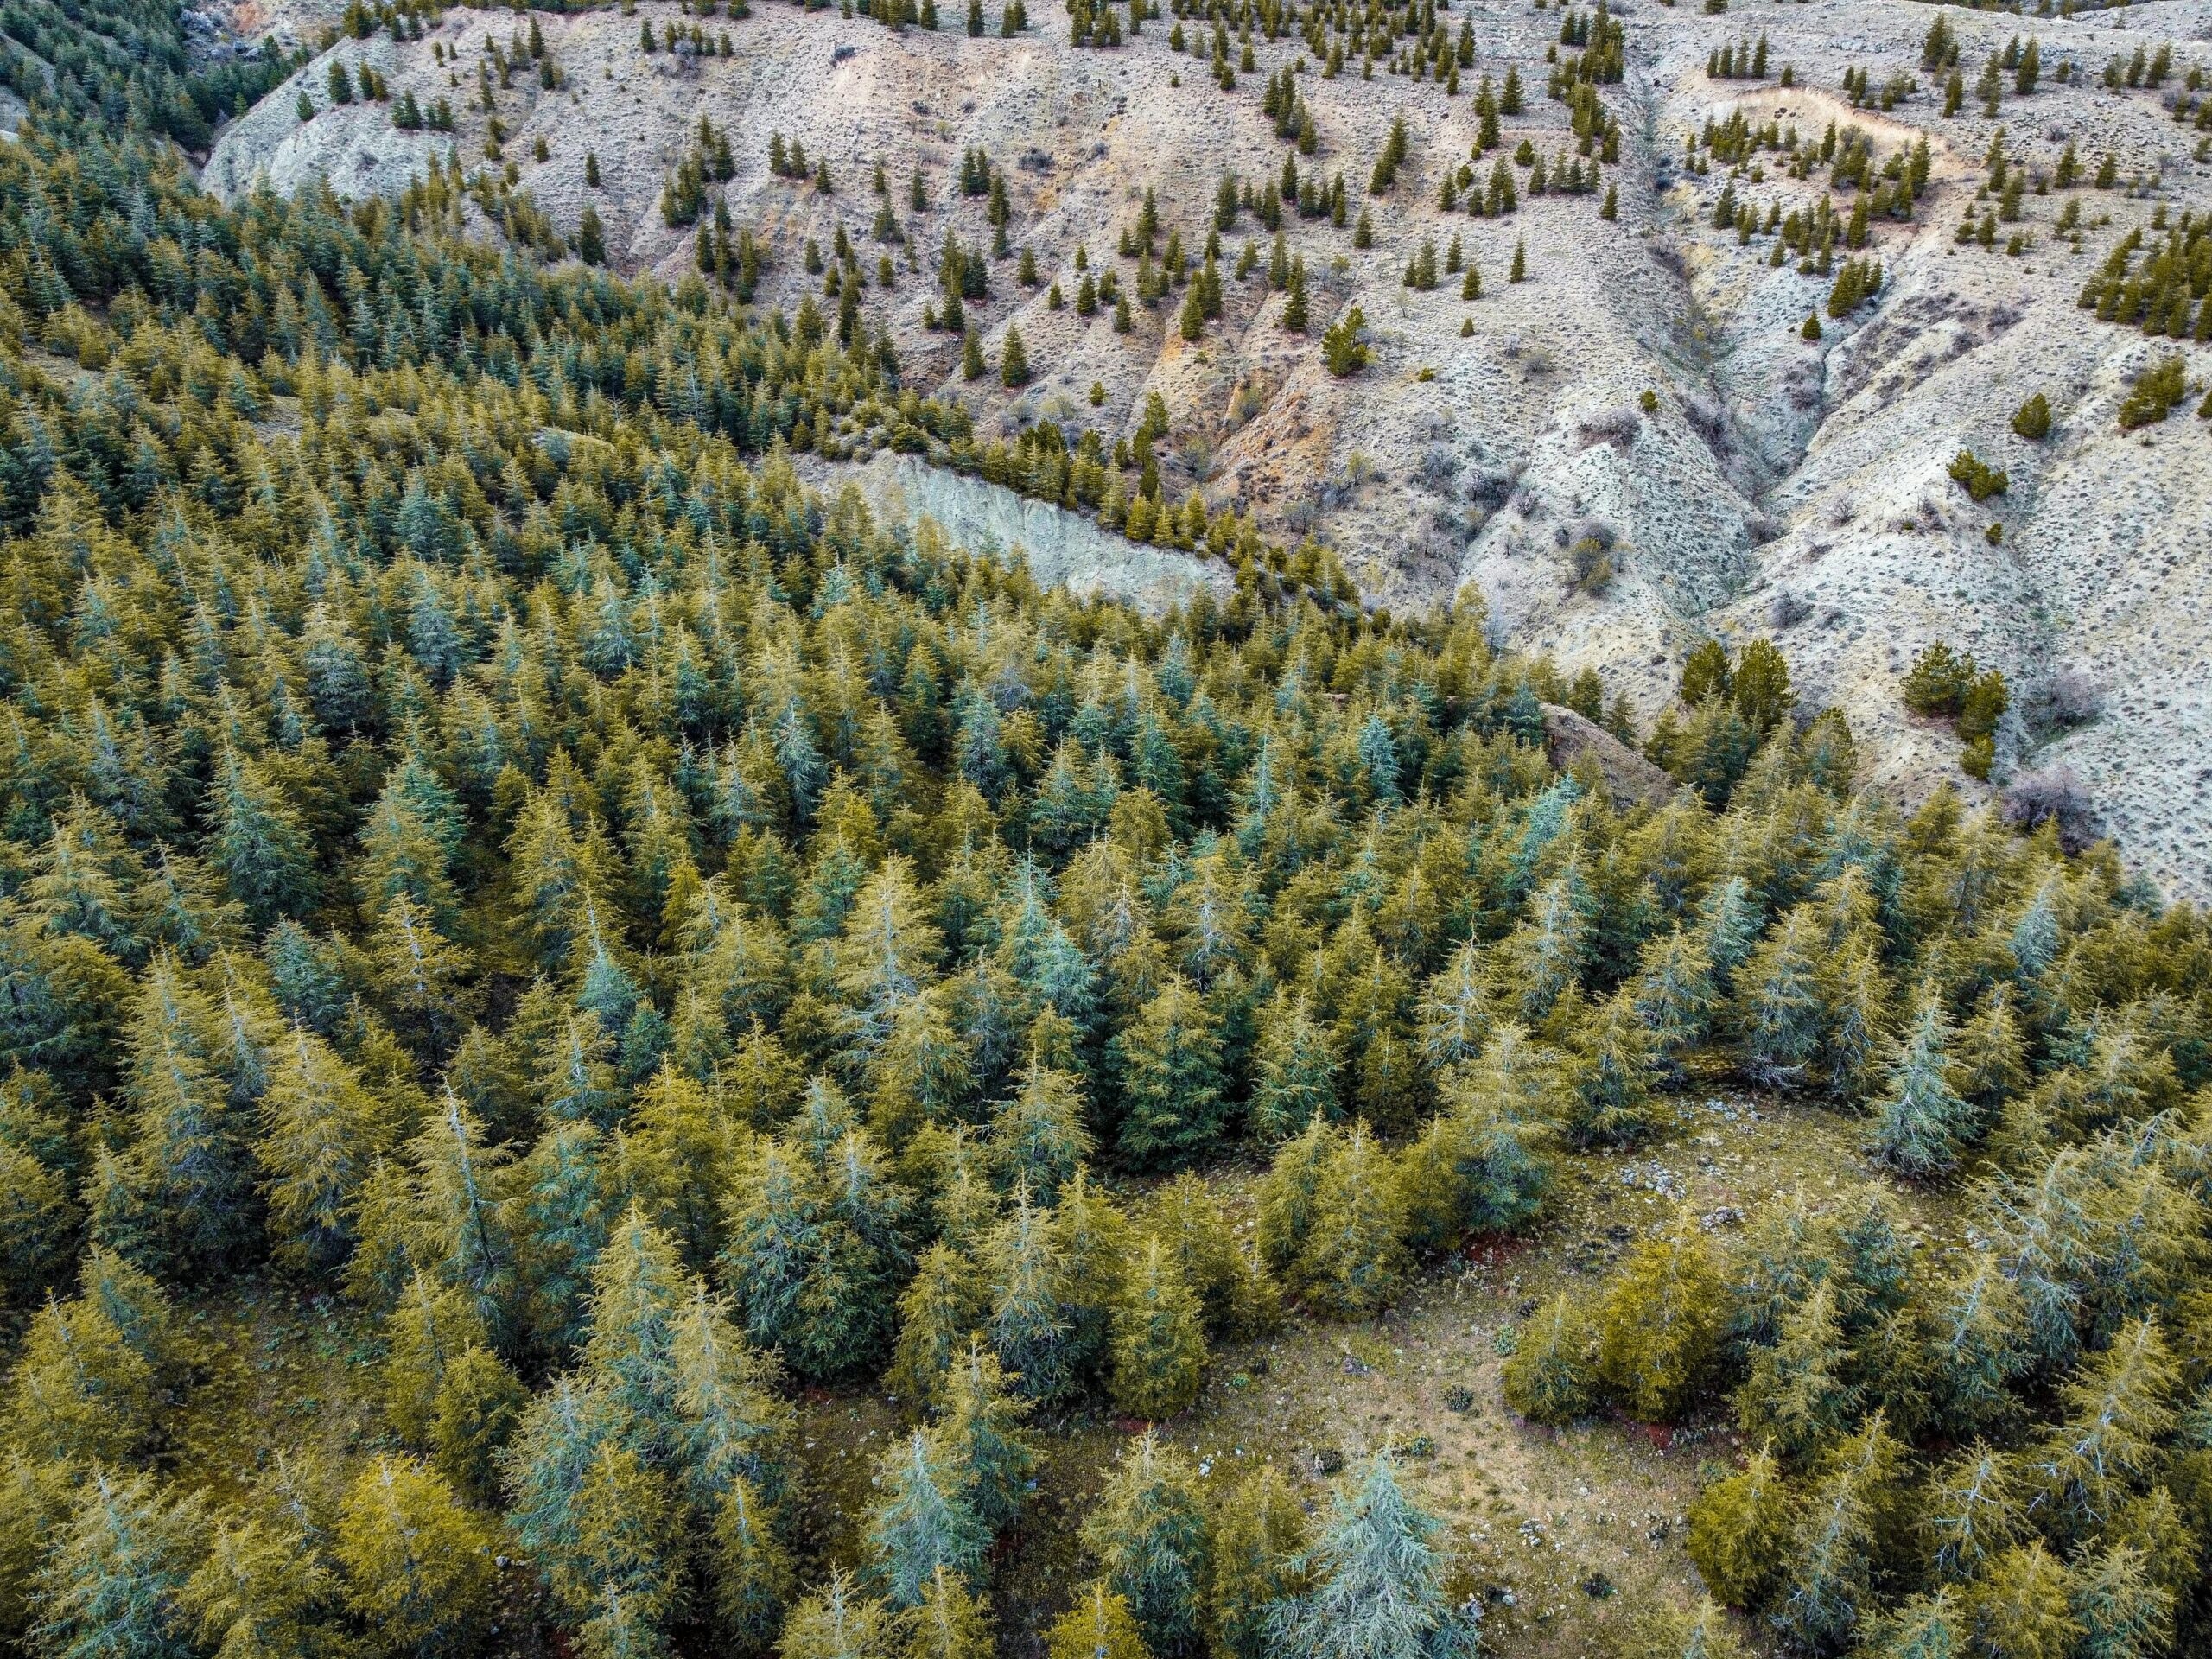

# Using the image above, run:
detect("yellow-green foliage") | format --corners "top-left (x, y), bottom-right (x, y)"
top-left (0, 25), bottom-right (2209, 1659)
top-left (1596, 1206), bottom-right (1728, 1422)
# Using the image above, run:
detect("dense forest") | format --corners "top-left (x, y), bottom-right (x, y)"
top-left (1, 3), bottom-right (2211, 1659)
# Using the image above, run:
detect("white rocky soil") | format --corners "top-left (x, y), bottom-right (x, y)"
top-left (205, 0), bottom-right (2212, 895)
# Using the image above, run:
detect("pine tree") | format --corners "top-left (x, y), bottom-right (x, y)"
top-left (1776, 1414), bottom-right (1906, 1653)
top-left (1686, 1440), bottom-right (1796, 1608)
top-left (868, 1429), bottom-right (987, 1610)
top-left (258, 1020), bottom-right (390, 1269)
top-left (983, 1191), bottom-right (1078, 1405)
top-left (1501, 1291), bottom-right (1596, 1425)
top-left (1298, 1122), bottom-right (1408, 1317)
top-left (1045, 1582), bottom-right (1150, 1659)
top-left (1109, 975), bottom-right (1226, 1169)
top-left (779, 1567), bottom-right (899, 1659)
top-left (936, 1339), bottom-right (1037, 1534)
top-left (334, 1458), bottom-right (497, 1656)
top-left (208, 747), bottom-right (315, 927)
top-left (889, 1243), bottom-right (982, 1412)
top-left (1596, 1205), bottom-right (1726, 1421)
top-left (1869, 988), bottom-right (1974, 1179)
top-left (1282, 257), bottom-right (1308, 332)
top-left (1966, 1541), bottom-right (2078, 1659)
top-left (988, 1058), bottom-right (1091, 1198)
top-left (1400, 1028), bottom-right (1560, 1248)
top-left (1568, 989), bottom-right (1653, 1146)
top-left (904, 1563), bottom-right (994, 1659)
top-left (710, 1472), bottom-right (795, 1650)
top-left (37, 1470), bottom-right (208, 1659)
top-left (1734, 1283), bottom-right (1859, 1462)
top-left (1081, 1433), bottom-right (1211, 1656)
top-left (430, 1344), bottom-right (527, 1505)
top-left (1265, 1452), bottom-right (1479, 1659)
top-left (1208, 1464), bottom-right (1307, 1659)
top-left (1109, 1236), bottom-right (1207, 1421)
top-left (183, 1459), bottom-right (351, 1659)
top-left (1735, 907), bottom-right (1826, 1088)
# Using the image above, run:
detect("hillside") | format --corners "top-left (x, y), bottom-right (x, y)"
top-left (203, 0), bottom-right (2212, 899)
top-left (0, 3), bottom-right (2210, 1659)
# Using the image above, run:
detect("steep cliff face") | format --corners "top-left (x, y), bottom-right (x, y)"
top-left (206, 0), bottom-right (2212, 893)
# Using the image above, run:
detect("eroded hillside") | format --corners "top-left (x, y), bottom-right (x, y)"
top-left (207, 0), bottom-right (2212, 894)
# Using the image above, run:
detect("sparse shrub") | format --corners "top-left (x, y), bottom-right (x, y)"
top-left (2118, 355), bottom-right (2187, 429)
top-left (1948, 449), bottom-right (2008, 502)
top-left (1903, 642), bottom-right (1976, 718)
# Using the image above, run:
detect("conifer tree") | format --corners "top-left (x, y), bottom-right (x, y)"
top-left (936, 1338), bottom-right (1038, 1534)
top-left (983, 1190), bottom-right (1078, 1405)
top-left (334, 1457), bottom-right (497, 1656)
top-left (868, 1429), bottom-right (987, 1610)
top-left (258, 1020), bottom-right (390, 1269)
top-left (38, 1470), bottom-right (209, 1659)
top-left (889, 1242), bottom-right (982, 1412)
top-left (1776, 1414), bottom-right (1906, 1653)
top-left (1596, 1205), bottom-right (1726, 1421)
top-left (1265, 1452), bottom-right (1479, 1659)
top-left (7, 1283), bottom-right (161, 1462)
top-left (989, 1058), bottom-right (1092, 1198)
top-left (1501, 1292), bottom-right (1595, 1424)
top-left (779, 1567), bottom-right (899, 1659)
top-left (904, 1563), bottom-right (994, 1659)
top-left (1207, 1464), bottom-right (1307, 1659)
top-left (209, 747), bottom-right (316, 927)
top-left (1686, 1440), bottom-right (1796, 1608)
top-left (1735, 907), bottom-right (1826, 1087)
top-left (1109, 974), bottom-right (1226, 1169)
top-left (1081, 1433), bottom-right (1211, 1656)
top-left (1109, 1236), bottom-right (1207, 1420)
top-left (1735, 1283), bottom-right (1859, 1462)
top-left (1045, 1582), bottom-right (1151, 1659)
top-left (1298, 1122), bottom-right (1409, 1317)
top-left (1870, 988), bottom-right (1974, 1179)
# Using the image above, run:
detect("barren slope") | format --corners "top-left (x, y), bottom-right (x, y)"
top-left (207, 0), bottom-right (2212, 894)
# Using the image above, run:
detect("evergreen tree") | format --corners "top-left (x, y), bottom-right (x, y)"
top-left (903, 1564), bottom-right (993, 1659)
top-left (1207, 1464), bottom-right (1307, 1659)
top-left (1109, 975), bottom-right (1226, 1169)
top-left (1108, 1236), bottom-right (1207, 1421)
top-left (1870, 988), bottom-right (1974, 1178)
top-left (37, 1471), bottom-right (208, 1659)
top-left (779, 1568), bottom-right (899, 1659)
top-left (1265, 1452), bottom-right (1480, 1659)
top-left (1501, 1292), bottom-right (1596, 1425)
top-left (936, 1339), bottom-right (1038, 1534)
top-left (1735, 908), bottom-right (1826, 1088)
top-left (1045, 1582), bottom-right (1151, 1659)
top-left (867, 1429), bottom-right (987, 1610)
top-left (1596, 1206), bottom-right (1726, 1421)
top-left (1686, 1440), bottom-right (1796, 1608)
top-left (1776, 1414), bottom-right (1907, 1654)
top-left (334, 1458), bottom-right (497, 1657)
top-left (888, 1243), bottom-right (982, 1412)
top-left (208, 748), bottom-right (316, 927)
top-left (1297, 1122), bottom-right (1408, 1317)
top-left (258, 1020), bottom-right (390, 1269)
top-left (1081, 1433), bottom-right (1211, 1656)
